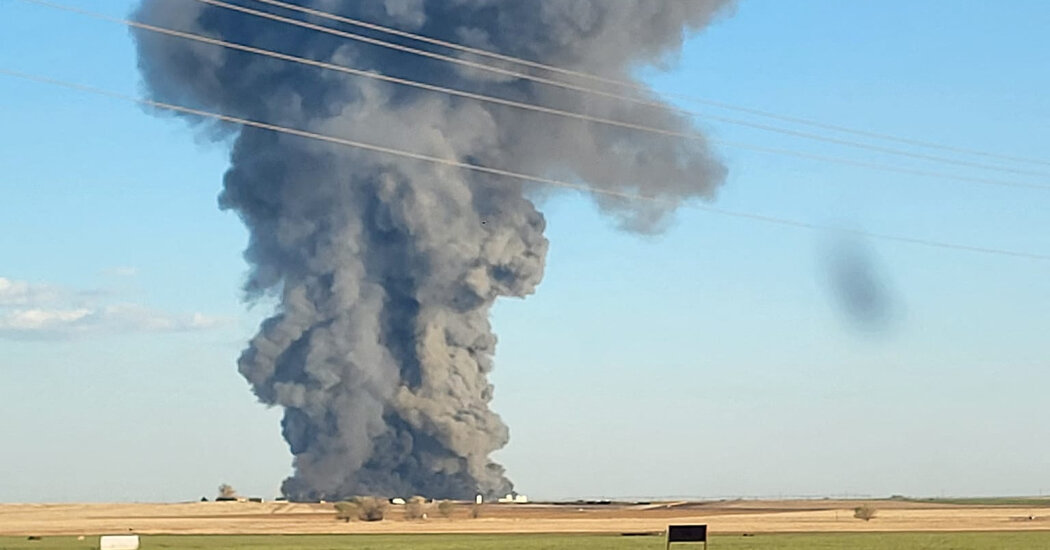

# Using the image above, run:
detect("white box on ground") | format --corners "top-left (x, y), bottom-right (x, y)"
top-left (100, 535), bottom-right (140, 549)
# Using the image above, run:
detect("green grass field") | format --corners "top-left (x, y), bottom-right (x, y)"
top-left (3, 533), bottom-right (1050, 550)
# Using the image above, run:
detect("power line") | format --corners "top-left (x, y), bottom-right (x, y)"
top-left (192, 0), bottom-right (1050, 180)
top-left (1, 67), bottom-right (1046, 262)
top-left (24, 0), bottom-right (1049, 192)
top-left (246, 0), bottom-right (1050, 170)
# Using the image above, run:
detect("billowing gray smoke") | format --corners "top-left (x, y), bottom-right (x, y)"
top-left (132, 0), bottom-right (732, 500)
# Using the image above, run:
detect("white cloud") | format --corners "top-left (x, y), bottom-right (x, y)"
top-left (188, 312), bottom-right (225, 329)
top-left (0, 276), bottom-right (227, 340)
top-left (102, 266), bottom-right (139, 278)
top-left (0, 308), bottom-right (92, 331)
top-left (0, 277), bottom-right (61, 307)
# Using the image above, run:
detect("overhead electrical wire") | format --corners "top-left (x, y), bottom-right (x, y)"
top-left (1, 67), bottom-right (1047, 263)
top-left (20, 0), bottom-right (1050, 192)
top-left (188, 0), bottom-right (1050, 180)
top-left (243, 0), bottom-right (1050, 170)
top-left (236, 0), bottom-right (1050, 172)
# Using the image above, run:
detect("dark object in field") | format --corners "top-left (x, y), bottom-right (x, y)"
top-left (667, 524), bottom-right (708, 549)
top-left (437, 500), bottom-right (455, 519)
top-left (27, 535), bottom-right (42, 540)
top-left (621, 531), bottom-right (661, 537)
top-left (854, 505), bottom-right (878, 521)
top-left (404, 496), bottom-right (427, 520)
top-left (334, 501), bottom-right (358, 523)
top-left (354, 497), bottom-right (389, 522)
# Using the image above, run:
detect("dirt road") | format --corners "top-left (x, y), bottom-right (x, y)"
top-left (3, 500), bottom-right (1048, 537)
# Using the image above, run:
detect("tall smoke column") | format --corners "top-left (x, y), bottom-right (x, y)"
top-left (132, 0), bottom-right (733, 500)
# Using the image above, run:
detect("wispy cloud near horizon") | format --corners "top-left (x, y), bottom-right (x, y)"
top-left (0, 276), bottom-right (225, 340)
top-left (102, 266), bottom-right (140, 278)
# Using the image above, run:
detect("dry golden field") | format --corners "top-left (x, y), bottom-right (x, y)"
top-left (1, 499), bottom-right (1048, 537)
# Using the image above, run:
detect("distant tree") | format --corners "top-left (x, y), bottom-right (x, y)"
top-left (854, 505), bottom-right (877, 521)
top-left (437, 500), bottom-right (456, 519)
top-left (334, 501), bottom-right (359, 523)
top-left (353, 497), bottom-right (388, 522)
top-left (217, 484), bottom-right (237, 499)
top-left (405, 496), bottom-right (427, 520)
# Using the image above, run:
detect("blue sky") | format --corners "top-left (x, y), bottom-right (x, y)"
top-left (1, 0), bottom-right (1047, 502)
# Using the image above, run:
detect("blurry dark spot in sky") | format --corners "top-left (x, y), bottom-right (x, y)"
top-left (821, 236), bottom-right (897, 332)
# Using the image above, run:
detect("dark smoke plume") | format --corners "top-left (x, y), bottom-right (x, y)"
top-left (132, 0), bottom-right (732, 500)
